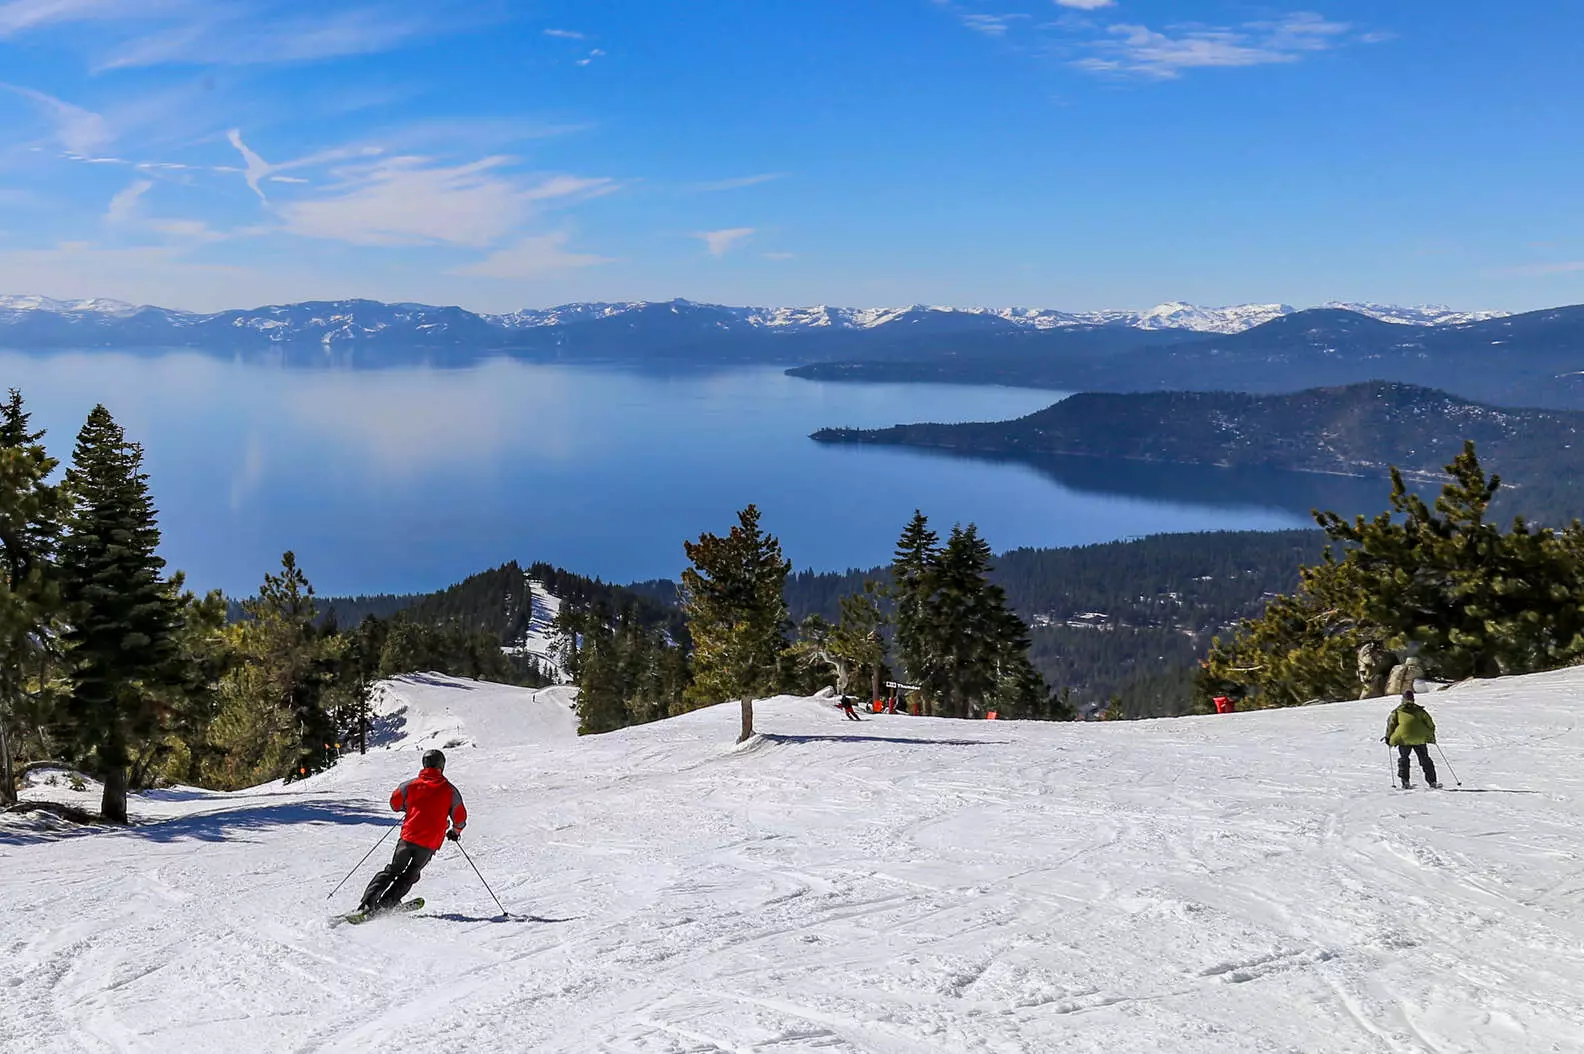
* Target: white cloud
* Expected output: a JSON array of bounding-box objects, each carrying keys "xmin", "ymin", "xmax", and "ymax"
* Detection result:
[
  {"xmin": 1055, "ymin": 0, "xmax": 1114, "ymax": 8},
  {"xmin": 1074, "ymin": 13, "xmax": 1353, "ymax": 78},
  {"xmin": 102, "ymin": 178, "xmax": 229, "ymax": 243},
  {"xmin": 576, "ymin": 48, "xmax": 606, "ymax": 67},
  {"xmin": 100, "ymin": 6, "xmax": 434, "ymax": 69},
  {"xmin": 694, "ymin": 173, "xmax": 786, "ymax": 193},
  {"xmin": 452, "ymin": 232, "xmax": 610, "ymax": 279},
  {"xmin": 696, "ymin": 227, "xmax": 755, "ymax": 257},
  {"xmin": 2, "ymin": 84, "xmax": 111, "ymax": 152},
  {"xmin": 105, "ymin": 179, "xmax": 152, "ymax": 223},
  {"xmin": 225, "ymin": 129, "xmax": 383, "ymax": 202},
  {"xmin": 278, "ymin": 158, "xmax": 615, "ymax": 248},
  {"xmin": 543, "ymin": 28, "xmax": 584, "ymax": 40},
  {"xmin": 0, "ymin": 0, "xmax": 129, "ymax": 36},
  {"xmin": 961, "ymin": 13, "xmax": 1025, "ymax": 37}
]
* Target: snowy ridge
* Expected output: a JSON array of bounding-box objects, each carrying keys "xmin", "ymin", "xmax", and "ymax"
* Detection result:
[
  {"xmin": 488, "ymin": 298, "xmax": 1481, "ymax": 335},
  {"xmin": 1323, "ymin": 302, "xmax": 1513, "ymax": 327},
  {"xmin": 1, "ymin": 292, "xmax": 1511, "ymax": 340},
  {"xmin": 6, "ymin": 666, "xmax": 1584, "ymax": 1051}
]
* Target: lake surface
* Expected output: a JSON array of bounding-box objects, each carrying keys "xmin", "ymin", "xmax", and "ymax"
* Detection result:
[{"xmin": 0, "ymin": 352, "xmax": 1367, "ymax": 596}]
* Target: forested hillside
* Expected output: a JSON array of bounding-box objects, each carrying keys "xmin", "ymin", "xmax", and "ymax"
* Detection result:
[
  {"xmin": 310, "ymin": 532, "xmax": 1322, "ymax": 719},
  {"xmin": 314, "ymin": 561, "xmax": 685, "ymax": 643},
  {"xmin": 782, "ymin": 529, "xmax": 1326, "ymax": 717},
  {"xmin": 815, "ymin": 382, "xmax": 1584, "ymax": 524}
]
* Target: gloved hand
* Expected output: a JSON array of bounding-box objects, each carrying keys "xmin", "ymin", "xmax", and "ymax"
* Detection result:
[
  {"xmin": 1380, "ymin": 736, "xmax": 1388, "ymax": 743},
  {"xmin": 446, "ymin": 829, "xmax": 462, "ymax": 842}
]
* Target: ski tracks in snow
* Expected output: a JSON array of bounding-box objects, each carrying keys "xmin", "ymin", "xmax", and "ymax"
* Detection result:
[{"xmin": 4, "ymin": 678, "xmax": 1584, "ymax": 1051}]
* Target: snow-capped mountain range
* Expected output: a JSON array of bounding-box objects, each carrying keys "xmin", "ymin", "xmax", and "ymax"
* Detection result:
[
  {"xmin": 0, "ymin": 293, "xmax": 1507, "ymax": 343},
  {"xmin": 483, "ymin": 299, "xmax": 1507, "ymax": 335}
]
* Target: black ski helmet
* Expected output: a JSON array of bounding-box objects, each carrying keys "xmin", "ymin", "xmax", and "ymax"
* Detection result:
[{"xmin": 421, "ymin": 749, "xmax": 446, "ymax": 771}]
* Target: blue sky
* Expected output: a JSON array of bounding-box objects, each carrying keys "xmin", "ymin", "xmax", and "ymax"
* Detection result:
[{"xmin": 0, "ymin": 0, "xmax": 1579, "ymax": 313}]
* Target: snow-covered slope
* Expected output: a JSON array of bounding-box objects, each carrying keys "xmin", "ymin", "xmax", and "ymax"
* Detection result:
[
  {"xmin": 5, "ymin": 668, "xmax": 1583, "ymax": 1052},
  {"xmin": 365, "ymin": 673, "xmax": 578, "ymax": 752},
  {"xmin": 502, "ymin": 578, "xmax": 569, "ymax": 683}
]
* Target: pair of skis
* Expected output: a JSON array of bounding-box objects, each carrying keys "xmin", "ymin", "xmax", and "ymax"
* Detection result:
[{"xmin": 331, "ymin": 897, "xmax": 424, "ymax": 927}]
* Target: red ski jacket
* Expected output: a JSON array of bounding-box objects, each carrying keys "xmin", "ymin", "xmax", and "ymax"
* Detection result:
[{"xmin": 391, "ymin": 767, "xmax": 467, "ymax": 850}]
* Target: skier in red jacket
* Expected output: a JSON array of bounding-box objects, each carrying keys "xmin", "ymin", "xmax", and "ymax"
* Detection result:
[{"xmin": 358, "ymin": 749, "xmax": 468, "ymax": 916}]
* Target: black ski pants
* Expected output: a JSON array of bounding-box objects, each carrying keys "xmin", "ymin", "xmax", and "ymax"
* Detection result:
[
  {"xmin": 360, "ymin": 839, "xmax": 435, "ymax": 912},
  {"xmin": 1398, "ymin": 744, "xmax": 1437, "ymax": 785}
]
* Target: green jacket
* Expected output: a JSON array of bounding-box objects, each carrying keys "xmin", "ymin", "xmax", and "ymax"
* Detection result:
[{"xmin": 1386, "ymin": 702, "xmax": 1436, "ymax": 746}]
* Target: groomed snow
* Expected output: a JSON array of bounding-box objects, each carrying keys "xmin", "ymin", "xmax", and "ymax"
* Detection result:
[{"xmin": 4, "ymin": 668, "xmax": 1583, "ymax": 1052}]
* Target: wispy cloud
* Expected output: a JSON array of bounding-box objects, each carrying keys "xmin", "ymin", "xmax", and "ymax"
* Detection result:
[
  {"xmin": 543, "ymin": 27, "xmax": 584, "ymax": 40},
  {"xmin": 2, "ymin": 83, "xmax": 110, "ymax": 152},
  {"xmin": 103, "ymin": 176, "xmax": 230, "ymax": 243},
  {"xmin": 576, "ymin": 47, "xmax": 605, "ymax": 67},
  {"xmin": 1055, "ymin": 0, "xmax": 1114, "ymax": 9},
  {"xmin": 0, "ymin": 0, "xmax": 465, "ymax": 69},
  {"xmin": 1074, "ymin": 13, "xmax": 1353, "ymax": 79},
  {"xmin": 1493, "ymin": 260, "xmax": 1584, "ymax": 278},
  {"xmin": 101, "ymin": 6, "xmax": 434, "ymax": 69},
  {"xmin": 961, "ymin": 13, "xmax": 1027, "ymax": 37},
  {"xmin": 278, "ymin": 158, "xmax": 615, "ymax": 248},
  {"xmin": 452, "ymin": 232, "xmax": 611, "ymax": 279},
  {"xmin": 104, "ymin": 179, "xmax": 152, "ymax": 223},
  {"xmin": 695, "ymin": 173, "xmax": 786, "ymax": 193},
  {"xmin": 696, "ymin": 227, "xmax": 754, "ymax": 257},
  {"xmin": 0, "ymin": 0, "xmax": 134, "ymax": 37},
  {"xmin": 225, "ymin": 129, "xmax": 383, "ymax": 202}
]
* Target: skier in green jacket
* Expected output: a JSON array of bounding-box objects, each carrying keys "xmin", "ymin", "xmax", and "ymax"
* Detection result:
[{"xmin": 1384, "ymin": 689, "xmax": 1439, "ymax": 789}]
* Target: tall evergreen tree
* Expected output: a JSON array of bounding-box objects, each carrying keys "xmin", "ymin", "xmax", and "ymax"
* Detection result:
[
  {"xmin": 0, "ymin": 390, "xmax": 67, "ymax": 804},
  {"xmin": 890, "ymin": 510, "xmax": 940, "ymax": 699},
  {"xmin": 831, "ymin": 582, "xmax": 887, "ymax": 702},
  {"xmin": 681, "ymin": 504, "xmax": 790, "ymax": 743},
  {"xmin": 57, "ymin": 406, "xmax": 184, "ymax": 823},
  {"xmin": 575, "ymin": 611, "xmax": 628, "ymax": 735}
]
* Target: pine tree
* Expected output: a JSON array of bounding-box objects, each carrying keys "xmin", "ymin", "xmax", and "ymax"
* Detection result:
[
  {"xmin": 922, "ymin": 525, "xmax": 1005, "ymax": 717},
  {"xmin": 831, "ymin": 582, "xmax": 887, "ymax": 703},
  {"xmin": 575, "ymin": 613, "xmax": 628, "ymax": 734},
  {"xmin": 1203, "ymin": 441, "xmax": 1584, "ymax": 708},
  {"xmin": 890, "ymin": 510, "xmax": 940, "ymax": 704},
  {"xmin": 0, "ymin": 390, "xmax": 67, "ymax": 804},
  {"xmin": 147, "ymin": 577, "xmax": 232, "ymax": 786},
  {"xmin": 681, "ymin": 504, "xmax": 791, "ymax": 743},
  {"xmin": 57, "ymin": 406, "xmax": 184, "ymax": 823}
]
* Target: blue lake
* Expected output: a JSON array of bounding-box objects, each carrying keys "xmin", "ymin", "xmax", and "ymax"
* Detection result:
[{"xmin": 0, "ymin": 352, "xmax": 1360, "ymax": 596}]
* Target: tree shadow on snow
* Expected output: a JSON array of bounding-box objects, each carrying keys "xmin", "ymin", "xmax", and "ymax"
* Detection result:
[
  {"xmin": 761, "ymin": 733, "xmax": 1007, "ymax": 747},
  {"xmin": 400, "ymin": 673, "xmax": 478, "ymax": 691},
  {"xmin": 0, "ymin": 799, "xmax": 391, "ymax": 847},
  {"xmin": 366, "ymin": 708, "xmax": 409, "ymax": 749}
]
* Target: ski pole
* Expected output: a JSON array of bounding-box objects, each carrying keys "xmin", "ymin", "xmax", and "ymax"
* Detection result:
[
  {"xmin": 326, "ymin": 824, "xmax": 397, "ymax": 900},
  {"xmin": 1387, "ymin": 744, "xmax": 1397, "ymax": 789},
  {"xmin": 1434, "ymin": 744, "xmax": 1462, "ymax": 786},
  {"xmin": 453, "ymin": 838, "xmax": 510, "ymax": 917}
]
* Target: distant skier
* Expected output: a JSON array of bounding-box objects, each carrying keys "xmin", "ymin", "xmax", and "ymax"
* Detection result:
[
  {"xmin": 1383, "ymin": 689, "xmax": 1440, "ymax": 789},
  {"xmin": 357, "ymin": 749, "xmax": 468, "ymax": 916},
  {"xmin": 836, "ymin": 696, "xmax": 862, "ymax": 721}
]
